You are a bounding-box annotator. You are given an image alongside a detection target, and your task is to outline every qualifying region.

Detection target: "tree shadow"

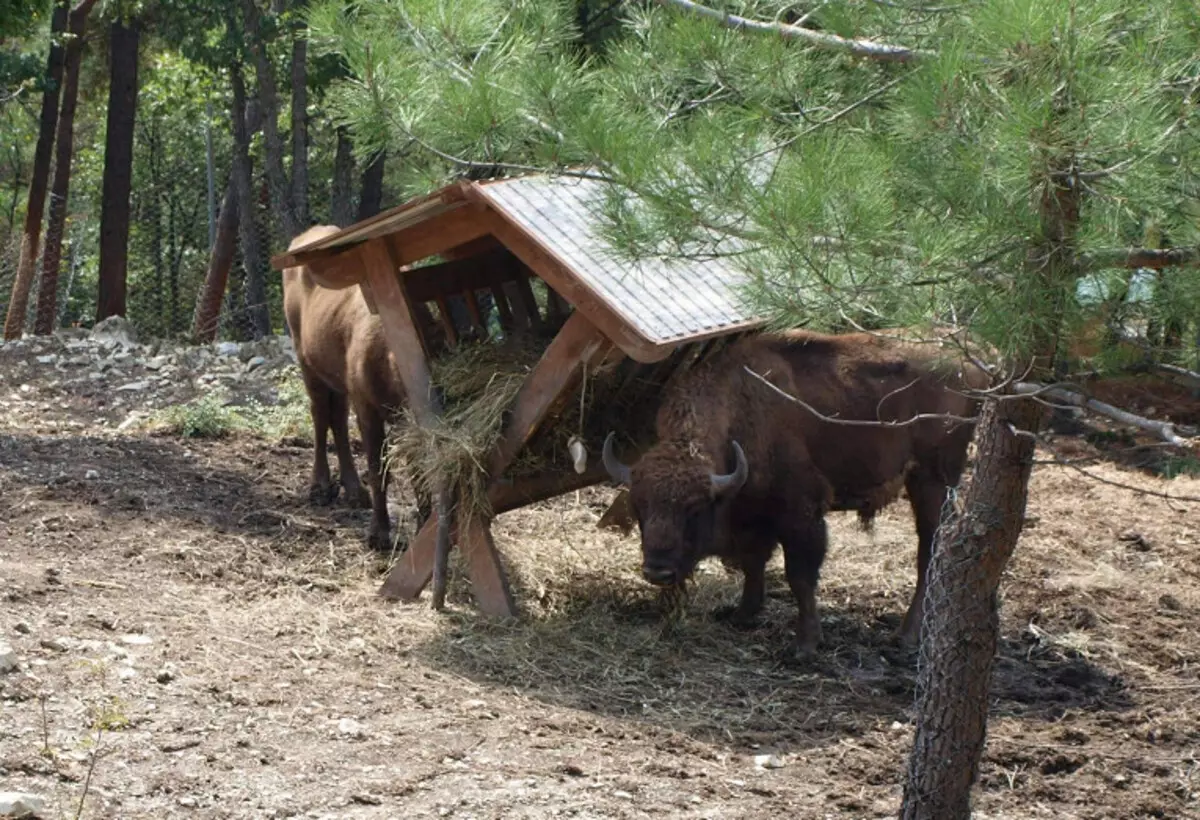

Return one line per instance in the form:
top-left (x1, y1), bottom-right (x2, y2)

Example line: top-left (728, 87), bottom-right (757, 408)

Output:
top-left (412, 568), bottom-right (1134, 754)
top-left (0, 431), bottom-right (420, 555)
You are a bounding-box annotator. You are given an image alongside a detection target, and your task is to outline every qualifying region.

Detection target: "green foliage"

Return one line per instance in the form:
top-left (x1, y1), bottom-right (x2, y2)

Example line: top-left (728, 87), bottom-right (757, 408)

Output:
top-left (150, 375), bottom-right (312, 442)
top-left (155, 392), bottom-right (244, 438)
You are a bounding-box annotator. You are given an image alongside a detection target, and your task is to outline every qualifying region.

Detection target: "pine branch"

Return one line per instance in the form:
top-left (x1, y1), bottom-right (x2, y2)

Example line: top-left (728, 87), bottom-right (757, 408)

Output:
top-left (653, 0), bottom-right (929, 63)
top-left (1076, 246), bottom-right (1200, 271)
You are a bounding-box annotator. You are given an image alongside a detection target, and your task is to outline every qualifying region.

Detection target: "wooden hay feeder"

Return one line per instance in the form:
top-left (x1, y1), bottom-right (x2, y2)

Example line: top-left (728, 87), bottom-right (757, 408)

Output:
top-left (270, 173), bottom-right (764, 617)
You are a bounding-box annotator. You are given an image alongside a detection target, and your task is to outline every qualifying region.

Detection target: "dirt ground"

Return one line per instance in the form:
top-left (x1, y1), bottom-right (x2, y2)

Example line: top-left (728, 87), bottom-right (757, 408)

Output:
top-left (2, 354), bottom-right (1200, 819)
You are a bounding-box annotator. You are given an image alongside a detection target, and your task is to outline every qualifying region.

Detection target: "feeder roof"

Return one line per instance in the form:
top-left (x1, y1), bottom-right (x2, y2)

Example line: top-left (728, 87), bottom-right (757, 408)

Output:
top-left (271, 172), bottom-right (766, 362)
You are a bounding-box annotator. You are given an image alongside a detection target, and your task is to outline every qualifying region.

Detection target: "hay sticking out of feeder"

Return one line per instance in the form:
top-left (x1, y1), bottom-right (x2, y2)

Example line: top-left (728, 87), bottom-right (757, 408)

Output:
top-left (386, 339), bottom-right (543, 519)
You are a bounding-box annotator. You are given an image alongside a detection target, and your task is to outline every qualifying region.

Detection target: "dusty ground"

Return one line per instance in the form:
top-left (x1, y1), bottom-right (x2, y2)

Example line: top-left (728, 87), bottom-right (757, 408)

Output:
top-left (2, 339), bottom-right (1200, 819)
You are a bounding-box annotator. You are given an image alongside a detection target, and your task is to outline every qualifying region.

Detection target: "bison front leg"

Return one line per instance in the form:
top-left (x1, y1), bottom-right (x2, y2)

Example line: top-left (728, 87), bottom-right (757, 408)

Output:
top-left (779, 517), bottom-right (828, 657)
top-left (356, 404), bottom-right (392, 552)
top-left (302, 375), bottom-right (339, 506)
top-left (712, 531), bottom-right (774, 629)
top-left (328, 390), bottom-right (370, 509)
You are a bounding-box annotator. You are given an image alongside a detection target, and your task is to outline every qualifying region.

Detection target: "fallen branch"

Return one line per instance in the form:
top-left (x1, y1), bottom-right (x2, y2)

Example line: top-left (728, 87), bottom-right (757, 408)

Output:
top-left (654, 0), bottom-right (928, 63)
top-left (1076, 246), bottom-right (1200, 271)
top-left (746, 366), bottom-right (978, 427)
top-left (1013, 382), bottom-right (1197, 448)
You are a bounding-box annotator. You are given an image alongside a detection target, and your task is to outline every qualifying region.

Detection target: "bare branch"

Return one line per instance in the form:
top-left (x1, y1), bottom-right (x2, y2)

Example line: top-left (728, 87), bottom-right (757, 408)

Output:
top-left (746, 366), bottom-right (978, 427)
top-left (653, 0), bottom-right (929, 63)
top-left (1076, 246), bottom-right (1200, 271)
top-left (1013, 382), bottom-right (1197, 448)
top-left (1043, 452), bottom-right (1200, 505)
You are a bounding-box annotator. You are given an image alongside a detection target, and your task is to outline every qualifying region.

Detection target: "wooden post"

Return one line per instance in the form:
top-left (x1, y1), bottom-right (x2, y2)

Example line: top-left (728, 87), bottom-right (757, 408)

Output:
top-left (380, 310), bottom-right (613, 605)
top-left (358, 237), bottom-right (459, 611)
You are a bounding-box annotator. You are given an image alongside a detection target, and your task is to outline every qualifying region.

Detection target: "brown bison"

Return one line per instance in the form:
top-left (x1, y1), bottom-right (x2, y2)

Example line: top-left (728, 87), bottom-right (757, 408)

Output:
top-left (602, 329), bottom-right (985, 653)
top-left (282, 225), bottom-right (434, 550)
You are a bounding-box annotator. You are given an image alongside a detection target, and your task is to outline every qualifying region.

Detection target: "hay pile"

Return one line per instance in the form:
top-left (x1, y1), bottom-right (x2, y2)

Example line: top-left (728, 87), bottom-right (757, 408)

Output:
top-left (386, 336), bottom-right (656, 520)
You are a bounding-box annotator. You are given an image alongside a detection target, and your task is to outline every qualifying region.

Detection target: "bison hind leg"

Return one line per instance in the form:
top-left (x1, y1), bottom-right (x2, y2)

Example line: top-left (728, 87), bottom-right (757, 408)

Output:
top-left (309, 480), bottom-right (340, 506)
top-left (857, 509), bottom-right (876, 533)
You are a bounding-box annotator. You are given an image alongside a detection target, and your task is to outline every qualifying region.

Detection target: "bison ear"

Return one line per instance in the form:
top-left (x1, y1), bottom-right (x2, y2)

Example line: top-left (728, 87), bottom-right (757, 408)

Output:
top-left (710, 441), bottom-right (749, 498)
top-left (602, 432), bottom-right (633, 487)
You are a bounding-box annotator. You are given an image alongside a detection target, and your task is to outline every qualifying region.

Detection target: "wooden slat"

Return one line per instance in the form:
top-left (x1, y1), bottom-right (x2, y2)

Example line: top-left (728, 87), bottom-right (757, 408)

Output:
top-left (458, 510), bottom-right (516, 617)
top-left (491, 283), bottom-right (515, 333)
top-left (463, 289), bottom-right (488, 339)
top-left (434, 295), bottom-right (459, 348)
top-left (465, 199), bottom-right (668, 363)
top-left (380, 311), bottom-right (613, 602)
top-left (402, 247), bottom-right (519, 303)
top-left (512, 272), bottom-right (544, 331)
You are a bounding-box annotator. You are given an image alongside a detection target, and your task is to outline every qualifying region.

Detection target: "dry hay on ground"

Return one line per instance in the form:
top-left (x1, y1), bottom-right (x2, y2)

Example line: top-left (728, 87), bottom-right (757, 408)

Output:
top-left (2, 386), bottom-right (1200, 817)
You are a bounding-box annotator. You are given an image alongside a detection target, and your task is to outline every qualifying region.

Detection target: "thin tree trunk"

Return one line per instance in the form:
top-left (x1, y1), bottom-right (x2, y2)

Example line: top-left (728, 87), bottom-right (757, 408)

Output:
top-left (241, 0), bottom-right (301, 239)
top-left (900, 396), bottom-right (1044, 820)
top-left (229, 65), bottom-right (270, 339)
top-left (192, 181), bottom-right (238, 342)
top-left (356, 149), bottom-right (385, 221)
top-left (4, 0), bottom-right (68, 339)
top-left (290, 0), bottom-right (310, 228)
top-left (330, 127), bottom-right (354, 227)
top-left (35, 0), bottom-right (99, 335)
top-left (205, 98), bottom-right (216, 247)
top-left (94, 11), bottom-right (139, 324)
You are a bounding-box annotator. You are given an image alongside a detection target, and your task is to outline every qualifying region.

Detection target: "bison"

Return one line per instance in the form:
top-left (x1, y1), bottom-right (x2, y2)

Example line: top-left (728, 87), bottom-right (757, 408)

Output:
top-left (602, 329), bottom-right (985, 653)
top-left (281, 225), bottom-right (436, 550)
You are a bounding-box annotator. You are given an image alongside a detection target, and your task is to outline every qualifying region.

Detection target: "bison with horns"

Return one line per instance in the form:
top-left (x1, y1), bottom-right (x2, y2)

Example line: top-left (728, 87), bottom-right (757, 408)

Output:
top-left (602, 329), bottom-right (986, 653)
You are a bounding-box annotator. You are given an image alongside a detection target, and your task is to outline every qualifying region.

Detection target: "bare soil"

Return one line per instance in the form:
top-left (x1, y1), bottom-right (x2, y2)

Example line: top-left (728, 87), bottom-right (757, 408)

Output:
top-left (2, 360), bottom-right (1199, 819)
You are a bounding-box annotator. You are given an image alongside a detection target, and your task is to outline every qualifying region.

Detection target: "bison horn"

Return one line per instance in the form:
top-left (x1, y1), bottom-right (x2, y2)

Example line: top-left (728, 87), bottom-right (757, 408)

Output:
top-left (710, 441), bottom-right (749, 497)
top-left (603, 432), bottom-right (633, 487)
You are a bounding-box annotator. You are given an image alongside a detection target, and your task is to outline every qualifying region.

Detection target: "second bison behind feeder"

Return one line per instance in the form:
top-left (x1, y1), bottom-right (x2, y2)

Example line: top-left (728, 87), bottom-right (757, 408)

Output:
top-left (602, 329), bottom-right (987, 654)
top-left (282, 224), bottom-right (437, 550)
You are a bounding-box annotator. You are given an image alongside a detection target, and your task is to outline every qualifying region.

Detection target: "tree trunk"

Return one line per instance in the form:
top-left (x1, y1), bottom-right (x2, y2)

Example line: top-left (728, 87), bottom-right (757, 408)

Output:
top-left (329, 127), bottom-right (354, 227)
top-left (900, 396), bottom-right (1044, 820)
top-left (192, 182), bottom-right (238, 342)
top-left (241, 0), bottom-right (301, 239)
top-left (229, 65), bottom-right (271, 339)
top-left (356, 149), bottom-right (385, 221)
top-left (94, 12), bottom-right (139, 324)
top-left (34, 0), bottom-right (98, 335)
top-left (3, 0), bottom-right (68, 339)
top-left (290, 0), bottom-right (309, 228)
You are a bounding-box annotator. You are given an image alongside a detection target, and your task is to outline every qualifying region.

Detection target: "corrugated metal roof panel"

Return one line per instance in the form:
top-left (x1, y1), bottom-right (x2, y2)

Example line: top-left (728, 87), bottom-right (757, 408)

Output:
top-left (476, 175), bottom-right (763, 347)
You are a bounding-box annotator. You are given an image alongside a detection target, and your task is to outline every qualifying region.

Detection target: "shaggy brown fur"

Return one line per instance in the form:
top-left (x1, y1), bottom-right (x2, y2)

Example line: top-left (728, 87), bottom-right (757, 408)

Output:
top-left (605, 329), bottom-right (987, 653)
top-left (281, 225), bottom-right (435, 550)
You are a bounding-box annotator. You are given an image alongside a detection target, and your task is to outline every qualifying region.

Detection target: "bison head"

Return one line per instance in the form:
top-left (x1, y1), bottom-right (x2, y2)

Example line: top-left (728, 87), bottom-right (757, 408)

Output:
top-left (603, 432), bottom-right (748, 587)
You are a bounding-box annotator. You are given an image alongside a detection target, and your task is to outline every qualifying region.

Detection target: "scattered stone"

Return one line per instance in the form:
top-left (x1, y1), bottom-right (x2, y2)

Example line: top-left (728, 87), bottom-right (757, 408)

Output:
top-left (337, 717), bottom-right (367, 738)
top-left (1118, 530), bottom-right (1151, 551)
top-left (1159, 594), bottom-right (1183, 612)
top-left (90, 315), bottom-right (138, 349)
top-left (613, 790), bottom-right (634, 800)
top-left (246, 356), bottom-right (267, 372)
top-left (116, 380), bottom-right (151, 392)
top-left (36, 354), bottom-right (57, 365)
top-left (120, 633), bottom-right (153, 646)
top-left (0, 792), bottom-right (47, 818)
top-left (118, 666), bottom-right (137, 680)
top-left (14, 621), bottom-right (31, 635)
top-left (753, 754), bottom-right (786, 770)
top-left (178, 795), bottom-right (197, 807)
top-left (215, 341), bottom-right (240, 357)
top-left (85, 469), bottom-right (100, 480)
top-left (0, 641), bottom-right (18, 673)
top-left (39, 637), bottom-right (70, 653)
top-left (350, 794), bottom-right (383, 806)
top-left (155, 666), bottom-right (176, 684)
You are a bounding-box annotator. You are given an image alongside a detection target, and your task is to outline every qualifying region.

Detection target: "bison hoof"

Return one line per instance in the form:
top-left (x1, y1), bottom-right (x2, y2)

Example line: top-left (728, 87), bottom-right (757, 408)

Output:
top-left (308, 482), bottom-right (338, 506)
top-left (366, 524), bottom-right (392, 553)
top-left (712, 605), bottom-right (761, 630)
top-left (344, 485), bottom-right (372, 509)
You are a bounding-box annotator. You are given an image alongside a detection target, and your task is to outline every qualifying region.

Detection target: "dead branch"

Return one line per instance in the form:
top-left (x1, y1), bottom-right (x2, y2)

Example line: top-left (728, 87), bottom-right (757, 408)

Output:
top-left (653, 0), bottom-right (928, 63)
top-left (746, 366), bottom-right (978, 427)
top-left (1043, 450), bottom-right (1200, 505)
top-left (1013, 382), bottom-right (1196, 448)
top-left (1076, 246), bottom-right (1200, 271)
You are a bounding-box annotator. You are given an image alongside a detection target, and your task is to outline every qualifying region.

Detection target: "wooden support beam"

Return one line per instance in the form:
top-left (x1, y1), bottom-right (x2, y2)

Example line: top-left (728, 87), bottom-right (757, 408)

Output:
top-left (402, 246), bottom-right (519, 303)
top-left (380, 311), bottom-right (613, 603)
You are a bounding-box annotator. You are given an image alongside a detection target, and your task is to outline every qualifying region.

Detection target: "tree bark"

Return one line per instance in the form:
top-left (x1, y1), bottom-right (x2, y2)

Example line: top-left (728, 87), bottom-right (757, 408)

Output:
top-left (329, 126), bottom-right (354, 227)
top-left (3, 0), bottom-right (68, 339)
top-left (34, 0), bottom-right (98, 335)
top-left (95, 12), bottom-right (140, 324)
top-left (241, 0), bottom-right (301, 239)
top-left (192, 171), bottom-right (239, 344)
top-left (289, 0), bottom-right (309, 228)
top-left (229, 65), bottom-right (271, 339)
top-left (900, 396), bottom-right (1044, 820)
top-left (356, 149), bottom-right (385, 221)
